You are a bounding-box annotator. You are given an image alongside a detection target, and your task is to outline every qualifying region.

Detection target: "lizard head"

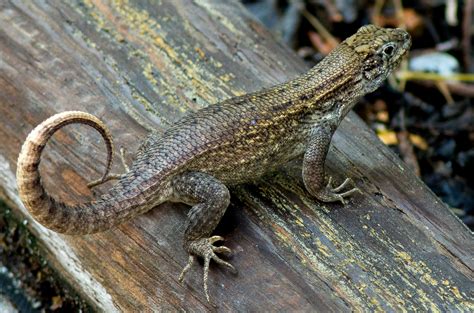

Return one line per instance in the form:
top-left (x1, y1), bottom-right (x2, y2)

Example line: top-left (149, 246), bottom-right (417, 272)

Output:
top-left (345, 24), bottom-right (411, 93)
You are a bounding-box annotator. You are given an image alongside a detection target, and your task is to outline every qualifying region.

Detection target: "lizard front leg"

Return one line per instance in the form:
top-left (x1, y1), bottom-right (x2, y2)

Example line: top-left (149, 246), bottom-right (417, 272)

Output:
top-left (172, 171), bottom-right (237, 303)
top-left (303, 124), bottom-right (360, 204)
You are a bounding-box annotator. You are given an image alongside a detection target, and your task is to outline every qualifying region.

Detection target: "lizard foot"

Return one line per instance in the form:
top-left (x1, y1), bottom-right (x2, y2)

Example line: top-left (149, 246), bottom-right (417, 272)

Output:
top-left (87, 173), bottom-right (125, 188)
top-left (311, 177), bottom-right (361, 205)
top-left (179, 235), bottom-right (237, 303)
top-left (87, 147), bottom-right (129, 188)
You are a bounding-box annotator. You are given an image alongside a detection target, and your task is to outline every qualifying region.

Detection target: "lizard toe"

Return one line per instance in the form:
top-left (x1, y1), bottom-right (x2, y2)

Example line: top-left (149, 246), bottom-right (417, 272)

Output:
top-left (213, 245), bottom-right (232, 255)
top-left (209, 235), bottom-right (225, 244)
top-left (331, 178), bottom-right (352, 193)
top-left (178, 255), bottom-right (195, 282)
top-left (312, 177), bottom-right (360, 204)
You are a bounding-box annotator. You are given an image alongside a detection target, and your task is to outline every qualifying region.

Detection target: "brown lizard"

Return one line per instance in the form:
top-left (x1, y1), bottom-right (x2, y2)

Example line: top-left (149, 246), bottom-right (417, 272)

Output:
top-left (16, 25), bottom-right (411, 303)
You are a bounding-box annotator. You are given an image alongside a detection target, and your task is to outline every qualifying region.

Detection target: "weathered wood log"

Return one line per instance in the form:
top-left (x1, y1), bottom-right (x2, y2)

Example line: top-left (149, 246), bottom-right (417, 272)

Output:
top-left (0, 1), bottom-right (472, 311)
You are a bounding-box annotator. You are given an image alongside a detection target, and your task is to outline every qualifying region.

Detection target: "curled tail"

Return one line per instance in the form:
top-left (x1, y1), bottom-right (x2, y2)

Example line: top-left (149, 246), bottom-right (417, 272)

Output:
top-left (17, 111), bottom-right (120, 234)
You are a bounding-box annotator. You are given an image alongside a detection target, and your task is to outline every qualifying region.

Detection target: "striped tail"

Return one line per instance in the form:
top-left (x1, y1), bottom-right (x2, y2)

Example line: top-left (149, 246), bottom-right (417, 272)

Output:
top-left (16, 111), bottom-right (120, 234)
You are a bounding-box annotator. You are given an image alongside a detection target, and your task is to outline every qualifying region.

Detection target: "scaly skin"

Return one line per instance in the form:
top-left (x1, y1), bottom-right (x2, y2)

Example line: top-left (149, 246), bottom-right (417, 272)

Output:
top-left (16, 25), bottom-right (411, 303)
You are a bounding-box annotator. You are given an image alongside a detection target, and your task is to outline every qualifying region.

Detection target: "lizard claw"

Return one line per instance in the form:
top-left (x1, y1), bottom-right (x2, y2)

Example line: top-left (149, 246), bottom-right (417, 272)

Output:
top-left (312, 176), bottom-right (361, 204)
top-left (179, 236), bottom-right (237, 303)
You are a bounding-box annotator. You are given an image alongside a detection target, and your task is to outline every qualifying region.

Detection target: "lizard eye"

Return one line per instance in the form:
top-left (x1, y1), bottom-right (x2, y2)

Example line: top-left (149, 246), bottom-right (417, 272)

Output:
top-left (383, 44), bottom-right (396, 57)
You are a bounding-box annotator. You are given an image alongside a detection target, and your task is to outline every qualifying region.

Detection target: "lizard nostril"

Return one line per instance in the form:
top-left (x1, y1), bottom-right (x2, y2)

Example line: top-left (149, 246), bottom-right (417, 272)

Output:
top-left (402, 31), bottom-right (411, 41)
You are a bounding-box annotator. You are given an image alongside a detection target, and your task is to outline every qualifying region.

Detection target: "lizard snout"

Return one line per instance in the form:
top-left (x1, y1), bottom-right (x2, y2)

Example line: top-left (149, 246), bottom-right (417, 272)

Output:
top-left (395, 28), bottom-right (412, 51)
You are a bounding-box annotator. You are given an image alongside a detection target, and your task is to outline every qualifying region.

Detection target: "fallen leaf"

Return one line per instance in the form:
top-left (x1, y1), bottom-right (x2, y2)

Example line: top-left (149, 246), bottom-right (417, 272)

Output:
top-left (377, 130), bottom-right (398, 145)
top-left (50, 295), bottom-right (63, 311)
top-left (409, 133), bottom-right (429, 150)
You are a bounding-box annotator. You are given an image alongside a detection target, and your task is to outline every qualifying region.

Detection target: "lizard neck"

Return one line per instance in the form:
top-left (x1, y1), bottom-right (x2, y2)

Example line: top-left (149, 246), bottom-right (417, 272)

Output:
top-left (284, 43), bottom-right (364, 123)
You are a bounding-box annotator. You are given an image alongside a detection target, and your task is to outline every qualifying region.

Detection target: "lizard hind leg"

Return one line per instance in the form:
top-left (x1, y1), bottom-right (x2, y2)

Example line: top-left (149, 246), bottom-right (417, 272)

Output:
top-left (172, 171), bottom-right (237, 303)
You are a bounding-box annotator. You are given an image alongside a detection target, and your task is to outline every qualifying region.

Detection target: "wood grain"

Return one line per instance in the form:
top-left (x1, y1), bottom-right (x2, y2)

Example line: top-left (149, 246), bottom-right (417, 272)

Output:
top-left (0, 1), bottom-right (472, 311)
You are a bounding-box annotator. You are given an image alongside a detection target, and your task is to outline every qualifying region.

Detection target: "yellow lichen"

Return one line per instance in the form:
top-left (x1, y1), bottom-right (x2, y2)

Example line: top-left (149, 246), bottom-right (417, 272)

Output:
top-left (421, 273), bottom-right (438, 286)
top-left (219, 73), bottom-right (234, 82)
top-left (314, 238), bottom-right (331, 258)
top-left (143, 63), bottom-right (159, 87)
top-left (450, 286), bottom-right (462, 299)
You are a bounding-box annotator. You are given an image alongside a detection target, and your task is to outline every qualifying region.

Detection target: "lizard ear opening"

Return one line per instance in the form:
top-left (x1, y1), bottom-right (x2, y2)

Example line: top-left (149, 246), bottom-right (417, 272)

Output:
top-left (362, 55), bottom-right (386, 93)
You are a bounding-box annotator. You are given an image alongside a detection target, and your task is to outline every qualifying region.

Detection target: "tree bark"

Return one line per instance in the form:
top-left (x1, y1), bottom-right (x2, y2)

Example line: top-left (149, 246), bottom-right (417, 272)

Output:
top-left (0, 1), bottom-right (472, 311)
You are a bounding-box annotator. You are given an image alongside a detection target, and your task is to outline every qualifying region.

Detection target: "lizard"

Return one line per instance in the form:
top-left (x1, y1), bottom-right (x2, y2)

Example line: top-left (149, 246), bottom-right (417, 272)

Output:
top-left (16, 24), bottom-right (411, 303)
